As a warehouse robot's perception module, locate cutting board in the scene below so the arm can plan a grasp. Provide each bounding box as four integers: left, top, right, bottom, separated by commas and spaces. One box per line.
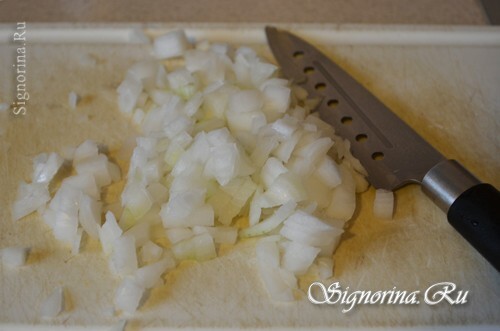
0, 24, 499, 329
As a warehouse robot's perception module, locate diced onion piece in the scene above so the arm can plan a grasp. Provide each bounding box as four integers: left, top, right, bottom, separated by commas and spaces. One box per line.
240, 201, 296, 238
256, 239, 296, 302
99, 211, 123, 255
122, 182, 153, 227
32, 152, 64, 184
153, 30, 190, 59
114, 277, 145, 315
281, 241, 320, 276
110, 235, 138, 276
117, 74, 142, 116
12, 181, 51, 221
273, 130, 302, 163
261, 157, 288, 189
74, 154, 113, 187
325, 164, 357, 222
192, 226, 238, 244
40, 287, 64, 319
316, 257, 334, 280
1, 246, 30, 267
316, 156, 342, 189
165, 228, 193, 245
172, 233, 216, 262
280, 211, 343, 248
260, 172, 307, 208
64, 174, 100, 200
262, 84, 290, 115
135, 256, 176, 289
228, 90, 263, 113
73, 140, 99, 163
140, 241, 163, 264
248, 186, 263, 226
68, 91, 79, 109
373, 189, 394, 219
71, 228, 83, 255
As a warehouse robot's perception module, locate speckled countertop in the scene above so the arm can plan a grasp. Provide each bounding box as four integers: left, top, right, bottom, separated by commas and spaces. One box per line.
0, 0, 491, 24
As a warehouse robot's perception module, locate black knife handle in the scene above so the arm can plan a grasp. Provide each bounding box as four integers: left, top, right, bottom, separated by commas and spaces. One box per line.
447, 183, 500, 271
422, 160, 500, 271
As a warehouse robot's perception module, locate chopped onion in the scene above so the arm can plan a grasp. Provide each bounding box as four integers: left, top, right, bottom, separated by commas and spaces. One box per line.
135, 256, 176, 288
32, 152, 64, 184
114, 277, 144, 315
12, 181, 51, 221
240, 201, 296, 238
281, 241, 320, 276
68, 91, 79, 109
153, 30, 190, 60
40, 287, 64, 319
12, 31, 375, 308
99, 211, 123, 255
1, 246, 30, 268
373, 189, 394, 219
140, 241, 163, 264
172, 232, 216, 262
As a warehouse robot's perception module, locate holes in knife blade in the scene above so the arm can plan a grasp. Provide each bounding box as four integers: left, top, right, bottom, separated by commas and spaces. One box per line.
315, 83, 326, 91
327, 99, 339, 108
371, 152, 384, 161
355, 134, 368, 142
304, 66, 315, 74
293, 51, 304, 59
340, 116, 352, 125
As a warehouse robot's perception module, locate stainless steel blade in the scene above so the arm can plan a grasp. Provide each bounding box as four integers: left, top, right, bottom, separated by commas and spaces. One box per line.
265, 26, 445, 191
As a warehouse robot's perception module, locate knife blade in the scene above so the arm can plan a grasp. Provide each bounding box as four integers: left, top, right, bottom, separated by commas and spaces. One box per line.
265, 26, 500, 271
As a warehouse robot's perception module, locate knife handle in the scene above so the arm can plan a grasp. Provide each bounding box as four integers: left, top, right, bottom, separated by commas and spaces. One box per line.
448, 183, 500, 271
422, 160, 500, 271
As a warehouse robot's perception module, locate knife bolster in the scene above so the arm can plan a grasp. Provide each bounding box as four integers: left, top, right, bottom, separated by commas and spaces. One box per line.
422, 160, 480, 212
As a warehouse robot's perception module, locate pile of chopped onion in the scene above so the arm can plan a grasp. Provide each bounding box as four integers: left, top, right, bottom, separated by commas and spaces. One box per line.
11, 29, 380, 314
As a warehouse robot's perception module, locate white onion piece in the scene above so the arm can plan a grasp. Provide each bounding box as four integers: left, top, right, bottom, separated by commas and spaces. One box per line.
373, 189, 394, 219
304, 175, 333, 209
256, 239, 295, 302
140, 241, 163, 264
123, 221, 151, 248
172, 233, 216, 262
325, 163, 357, 222
192, 226, 238, 244
110, 235, 138, 276
316, 156, 342, 189
260, 157, 288, 189
248, 186, 263, 226
260, 172, 307, 208
122, 182, 153, 225
117, 74, 142, 116
165, 228, 193, 245
135, 256, 176, 289
64, 174, 100, 200
32, 152, 64, 184
68, 91, 79, 109
280, 211, 343, 248
281, 241, 320, 276
1, 246, 30, 267
40, 287, 64, 319
71, 228, 83, 255
74, 154, 113, 187
273, 129, 302, 163
153, 30, 190, 60
316, 257, 334, 280
114, 277, 145, 315
99, 211, 123, 255
12, 181, 51, 221
262, 84, 290, 115
240, 201, 296, 238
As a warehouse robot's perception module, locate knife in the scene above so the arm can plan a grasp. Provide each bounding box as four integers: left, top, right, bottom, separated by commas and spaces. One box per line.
265, 26, 500, 271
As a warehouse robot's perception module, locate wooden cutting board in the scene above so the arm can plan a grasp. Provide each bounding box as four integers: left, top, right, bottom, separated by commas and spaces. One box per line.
0, 25, 499, 329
